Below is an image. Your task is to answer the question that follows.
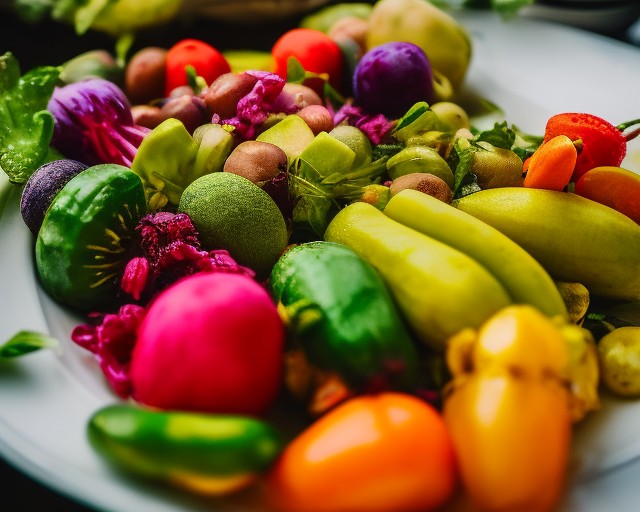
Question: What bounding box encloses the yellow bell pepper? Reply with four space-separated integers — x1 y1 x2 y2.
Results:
443 305 599 512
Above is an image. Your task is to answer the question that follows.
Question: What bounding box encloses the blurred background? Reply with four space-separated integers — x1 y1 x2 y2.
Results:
0 0 639 510
1 0 639 73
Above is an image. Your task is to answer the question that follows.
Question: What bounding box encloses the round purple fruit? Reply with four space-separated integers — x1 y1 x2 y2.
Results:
353 42 435 119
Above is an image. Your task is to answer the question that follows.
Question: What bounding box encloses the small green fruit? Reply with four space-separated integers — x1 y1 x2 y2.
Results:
178 172 289 278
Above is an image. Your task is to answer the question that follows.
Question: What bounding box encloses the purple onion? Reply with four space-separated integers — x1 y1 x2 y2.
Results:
48 78 149 167
353 42 435 119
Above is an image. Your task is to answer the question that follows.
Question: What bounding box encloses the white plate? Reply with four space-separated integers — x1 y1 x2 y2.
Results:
2 10 640 512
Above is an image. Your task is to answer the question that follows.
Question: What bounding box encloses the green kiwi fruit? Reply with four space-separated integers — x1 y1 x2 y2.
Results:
35 164 147 311
178 172 289 278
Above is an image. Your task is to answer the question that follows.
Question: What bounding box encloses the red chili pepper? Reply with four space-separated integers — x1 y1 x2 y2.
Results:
165 38 231 96
271 28 344 90
542 112 626 181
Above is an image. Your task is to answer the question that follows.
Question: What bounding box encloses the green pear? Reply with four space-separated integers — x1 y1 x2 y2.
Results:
366 0 472 92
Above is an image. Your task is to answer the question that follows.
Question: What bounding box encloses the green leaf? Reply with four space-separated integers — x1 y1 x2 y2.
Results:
0 331 60 359
392 104 449 145
74 0 112 34
372 143 403 162
490 0 534 19
394 102 431 132
450 137 480 199
115 32 135 68
475 121 516 150
0 52 61 184
286 57 307 84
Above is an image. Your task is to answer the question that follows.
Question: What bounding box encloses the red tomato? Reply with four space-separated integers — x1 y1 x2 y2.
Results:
543 112 626 181
165 38 230 96
271 28 344 90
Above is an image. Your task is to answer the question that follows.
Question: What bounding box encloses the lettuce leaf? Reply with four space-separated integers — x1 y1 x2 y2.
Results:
0 52 61 184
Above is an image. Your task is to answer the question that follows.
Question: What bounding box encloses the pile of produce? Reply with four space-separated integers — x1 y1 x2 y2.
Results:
2 0 640 510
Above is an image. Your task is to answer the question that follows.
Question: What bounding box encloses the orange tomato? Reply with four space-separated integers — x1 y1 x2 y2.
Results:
574 166 640 224
266 392 457 512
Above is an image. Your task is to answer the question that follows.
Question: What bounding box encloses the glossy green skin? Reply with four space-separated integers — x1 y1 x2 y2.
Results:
270 241 419 392
35 164 147 311
88 404 284 480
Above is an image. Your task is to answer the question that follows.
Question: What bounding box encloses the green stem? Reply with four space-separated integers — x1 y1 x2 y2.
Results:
617 118 640 142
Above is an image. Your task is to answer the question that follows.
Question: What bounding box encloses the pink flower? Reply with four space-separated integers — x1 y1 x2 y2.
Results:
71 304 146 398
333 103 396 145
216 71 288 140
120 212 255 302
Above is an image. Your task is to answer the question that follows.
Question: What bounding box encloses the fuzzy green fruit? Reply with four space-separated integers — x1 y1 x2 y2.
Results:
178 172 289 278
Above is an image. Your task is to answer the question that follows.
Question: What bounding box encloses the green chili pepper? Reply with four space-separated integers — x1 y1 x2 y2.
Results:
88 404 284 495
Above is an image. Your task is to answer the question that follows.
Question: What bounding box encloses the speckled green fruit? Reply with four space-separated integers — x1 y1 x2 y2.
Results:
178 172 289 277
35 164 147 311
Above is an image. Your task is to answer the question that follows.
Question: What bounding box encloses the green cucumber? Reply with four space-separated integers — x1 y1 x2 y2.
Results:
88 404 283 494
270 241 419 393
35 164 147 311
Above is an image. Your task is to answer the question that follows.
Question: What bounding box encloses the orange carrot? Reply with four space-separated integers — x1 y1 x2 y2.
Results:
523 135 577 191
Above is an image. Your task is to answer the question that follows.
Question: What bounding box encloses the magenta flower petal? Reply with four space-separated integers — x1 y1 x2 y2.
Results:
334 103 396 145
120 212 256 301
217 71 287 140
71 304 146 398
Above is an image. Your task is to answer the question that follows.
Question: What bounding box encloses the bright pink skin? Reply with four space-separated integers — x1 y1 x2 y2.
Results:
129 272 284 415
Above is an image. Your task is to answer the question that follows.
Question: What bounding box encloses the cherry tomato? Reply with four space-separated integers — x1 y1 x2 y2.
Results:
165 38 230 96
271 28 344 90
266 392 457 512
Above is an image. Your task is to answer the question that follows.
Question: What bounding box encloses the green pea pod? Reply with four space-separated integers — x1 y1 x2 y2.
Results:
270 241 419 397
88 404 284 495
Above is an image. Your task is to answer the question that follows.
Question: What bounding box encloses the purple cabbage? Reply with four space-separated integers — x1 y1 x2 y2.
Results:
47 78 149 167
353 42 435 119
